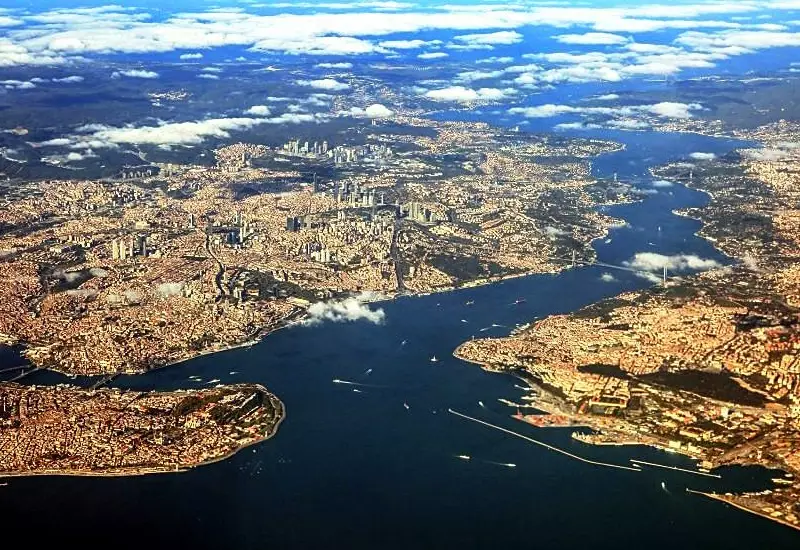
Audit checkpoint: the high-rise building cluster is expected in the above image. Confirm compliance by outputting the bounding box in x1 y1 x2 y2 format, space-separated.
281 139 329 157
109 232 150 260
334 181 384 207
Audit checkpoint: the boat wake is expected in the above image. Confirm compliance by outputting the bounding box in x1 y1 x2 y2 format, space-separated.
485 460 516 468
332 378 389 388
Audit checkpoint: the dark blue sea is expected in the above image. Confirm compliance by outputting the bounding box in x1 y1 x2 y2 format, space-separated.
2 129 799 548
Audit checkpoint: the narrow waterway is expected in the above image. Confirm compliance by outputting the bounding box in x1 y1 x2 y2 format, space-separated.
2 129 798 549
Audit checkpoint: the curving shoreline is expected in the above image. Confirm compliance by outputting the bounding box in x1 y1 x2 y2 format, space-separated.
0 383 285 479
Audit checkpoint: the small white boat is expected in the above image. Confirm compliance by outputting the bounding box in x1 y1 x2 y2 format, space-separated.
353 389 362 393
430 356 438 363
478 401 485 408
403 402 410 410
457 455 470 460
364 368 373 375
661 481 666 490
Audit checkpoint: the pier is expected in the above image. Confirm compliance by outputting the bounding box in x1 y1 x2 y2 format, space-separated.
447 408 641 472
631 459 721 478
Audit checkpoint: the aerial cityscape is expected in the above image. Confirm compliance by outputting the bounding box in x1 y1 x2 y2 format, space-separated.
1 0 800 548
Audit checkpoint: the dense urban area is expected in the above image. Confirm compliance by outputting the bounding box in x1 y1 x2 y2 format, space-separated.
0 118 621 376
0 383 284 475
0 113 625 473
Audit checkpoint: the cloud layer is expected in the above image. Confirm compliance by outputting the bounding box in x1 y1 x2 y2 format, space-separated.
304 292 386 326
2 2 799 69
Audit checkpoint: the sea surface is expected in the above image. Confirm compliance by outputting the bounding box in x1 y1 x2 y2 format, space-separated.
2 129 799 549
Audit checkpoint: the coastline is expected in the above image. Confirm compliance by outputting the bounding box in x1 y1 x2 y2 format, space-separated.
686 489 800 534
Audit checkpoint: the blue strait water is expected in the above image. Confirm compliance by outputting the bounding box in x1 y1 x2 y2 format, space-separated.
2 130 799 549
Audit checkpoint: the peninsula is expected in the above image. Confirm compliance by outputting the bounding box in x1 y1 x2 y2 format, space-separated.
0 383 284 476
456 121 800 531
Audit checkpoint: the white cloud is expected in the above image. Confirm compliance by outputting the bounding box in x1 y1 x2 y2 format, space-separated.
245 105 271 116
651 179 674 188
345 103 394 118
297 78 349 91
303 292 386 326
677 29 800 51
1 79 36 90
508 101 701 120
66 151 93 161
600 273 617 282
624 252 721 273
379 39 436 49
606 118 650 130
647 101 702 118
62 116 324 148
52 75 84 83
0 2 796 82
509 104 576 118
0 16 23 28
555 32 629 45
32 138 72 147
418 51 448 59
741 147 797 161
476 56 514 64
179 52 203 59
454 31 523 46
689 152 716 160
424 86 513 102
112 69 159 79
594 93 619 100
197 73 219 79
316 61 353 68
